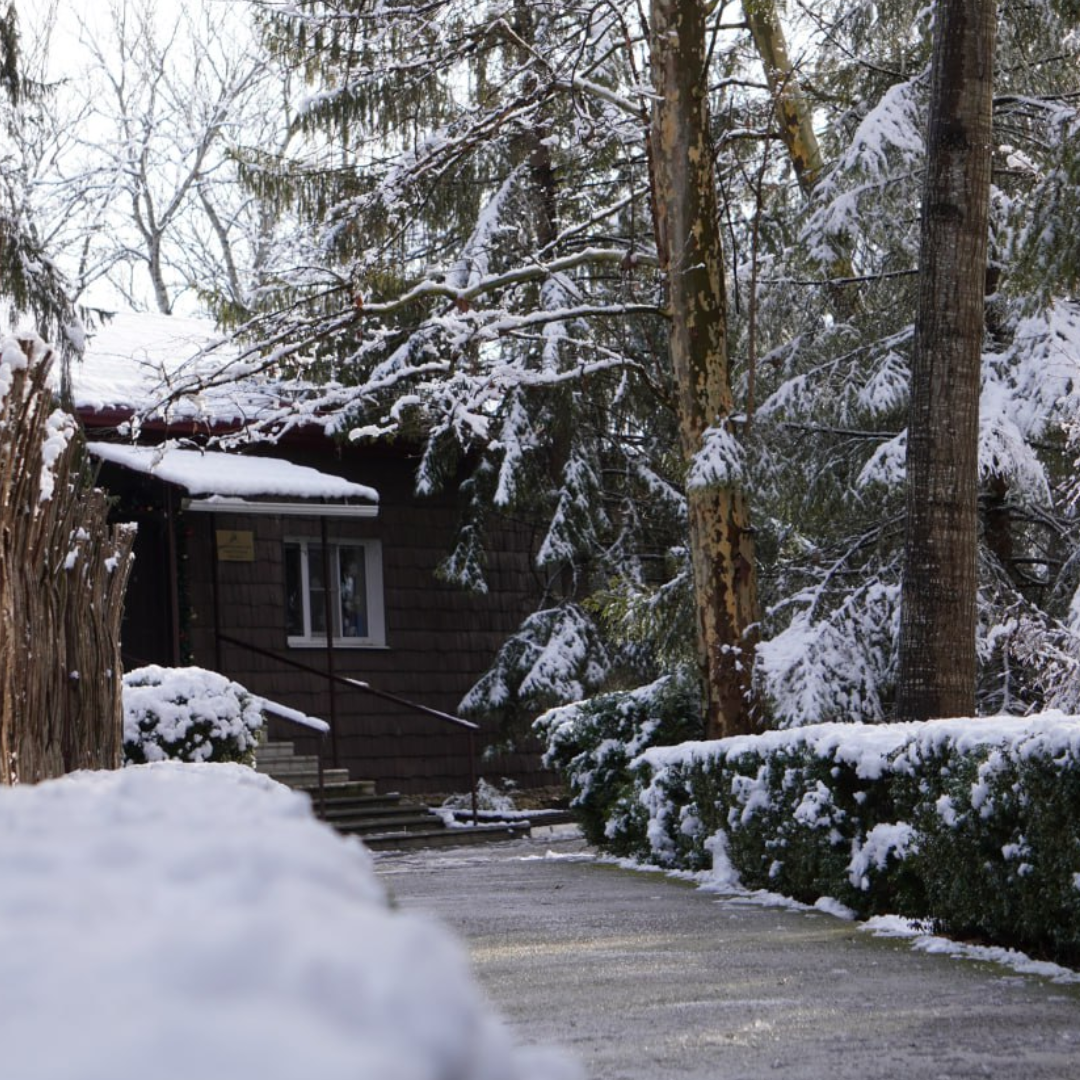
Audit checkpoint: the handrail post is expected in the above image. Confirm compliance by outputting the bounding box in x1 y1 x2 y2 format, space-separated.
320 518 340 768
317 732 327 819
469 728 478 826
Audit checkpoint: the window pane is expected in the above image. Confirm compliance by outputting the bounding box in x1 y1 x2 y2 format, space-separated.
308 544 327 635
284 544 304 637
338 546 368 638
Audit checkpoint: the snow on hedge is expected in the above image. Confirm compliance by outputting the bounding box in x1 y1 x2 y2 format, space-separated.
0 763 581 1080
637 711 1080 780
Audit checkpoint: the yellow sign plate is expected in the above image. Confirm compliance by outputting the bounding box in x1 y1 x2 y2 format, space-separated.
216 530 255 562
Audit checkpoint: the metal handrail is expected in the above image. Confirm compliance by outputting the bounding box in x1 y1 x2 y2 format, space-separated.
257 700 330 819
217 632 480 823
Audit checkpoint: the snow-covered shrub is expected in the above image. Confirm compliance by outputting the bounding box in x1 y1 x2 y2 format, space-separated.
122 665 265 766
534 671 701 854
899 728 1080 961
440 778 518 814
635 724 920 908
621 715 1080 966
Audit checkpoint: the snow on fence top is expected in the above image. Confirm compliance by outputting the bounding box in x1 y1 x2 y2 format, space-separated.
0 763 579 1080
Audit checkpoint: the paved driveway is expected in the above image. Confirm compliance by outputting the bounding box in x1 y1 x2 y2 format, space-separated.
375 828 1080 1080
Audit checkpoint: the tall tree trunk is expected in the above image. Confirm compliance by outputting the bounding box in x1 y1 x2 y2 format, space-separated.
896 0 996 720
650 0 759 738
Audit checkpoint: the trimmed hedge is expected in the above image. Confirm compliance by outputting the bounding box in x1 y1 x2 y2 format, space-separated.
537 702 1080 968
535 672 703 855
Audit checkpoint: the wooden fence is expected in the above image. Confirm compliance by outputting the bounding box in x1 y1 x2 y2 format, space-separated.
0 336 135 784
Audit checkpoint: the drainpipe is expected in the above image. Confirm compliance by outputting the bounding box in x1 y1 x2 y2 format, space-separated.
320 516 340 768
165 486 182 667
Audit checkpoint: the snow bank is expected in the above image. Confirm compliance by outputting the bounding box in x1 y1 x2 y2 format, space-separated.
0 763 580 1080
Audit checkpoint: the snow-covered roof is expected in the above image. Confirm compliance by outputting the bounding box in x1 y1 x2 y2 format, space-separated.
87 442 378 504
70 311 284 425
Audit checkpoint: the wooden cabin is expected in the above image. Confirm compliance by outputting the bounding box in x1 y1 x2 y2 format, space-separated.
74 314 552 795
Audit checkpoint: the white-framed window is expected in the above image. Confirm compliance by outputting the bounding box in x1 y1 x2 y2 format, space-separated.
284 538 386 647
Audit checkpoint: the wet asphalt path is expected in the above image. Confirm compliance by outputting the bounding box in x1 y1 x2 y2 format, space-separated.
375 828 1080 1080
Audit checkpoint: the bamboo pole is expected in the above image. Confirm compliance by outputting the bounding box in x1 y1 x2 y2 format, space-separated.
0 336 135 784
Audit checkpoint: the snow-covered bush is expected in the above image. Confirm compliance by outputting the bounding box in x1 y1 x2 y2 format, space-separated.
534 671 701 854
634 724 925 912
898 727 1080 961
561 715 1080 967
122 665 265 766
440 778 518 814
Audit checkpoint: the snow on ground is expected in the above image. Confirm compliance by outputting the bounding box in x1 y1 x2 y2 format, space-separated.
861 916 1080 985
0 763 581 1080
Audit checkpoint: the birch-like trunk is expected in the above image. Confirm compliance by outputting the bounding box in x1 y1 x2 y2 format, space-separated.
896 0 996 720
650 0 759 738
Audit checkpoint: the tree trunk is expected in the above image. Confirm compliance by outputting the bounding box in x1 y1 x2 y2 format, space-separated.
650 0 759 738
895 0 996 720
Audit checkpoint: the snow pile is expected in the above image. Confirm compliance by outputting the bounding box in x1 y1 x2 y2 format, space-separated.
0 763 581 1080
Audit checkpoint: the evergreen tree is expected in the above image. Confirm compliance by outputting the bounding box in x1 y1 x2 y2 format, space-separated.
0 2 80 384
749 0 1080 722
232 1 690 730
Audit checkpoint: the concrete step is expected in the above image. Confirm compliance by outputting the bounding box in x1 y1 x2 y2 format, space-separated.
255 757 323 774
301 780 379 800
254 742 302 760
267 772 347 790
316 793 407 816
306 787 533 850
333 813 458 836
362 822 531 851
442 807 576 828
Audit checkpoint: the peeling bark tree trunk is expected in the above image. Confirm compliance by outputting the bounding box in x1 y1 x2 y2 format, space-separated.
741 0 859 318
741 0 824 197
896 0 996 720
650 0 759 738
